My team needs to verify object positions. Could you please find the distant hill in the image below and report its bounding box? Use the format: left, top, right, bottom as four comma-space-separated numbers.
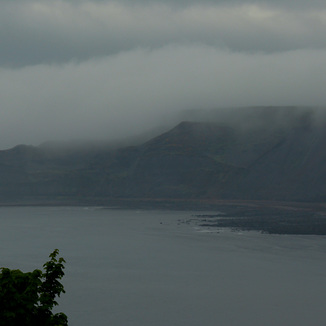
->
1, 106, 326, 205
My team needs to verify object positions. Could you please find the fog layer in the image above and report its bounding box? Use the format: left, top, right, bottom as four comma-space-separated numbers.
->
1, 46, 326, 149
1, 0, 326, 149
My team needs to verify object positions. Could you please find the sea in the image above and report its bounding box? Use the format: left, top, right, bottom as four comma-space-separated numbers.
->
1, 206, 326, 326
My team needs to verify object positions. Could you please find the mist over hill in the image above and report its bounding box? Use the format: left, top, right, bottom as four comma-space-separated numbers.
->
1, 106, 326, 206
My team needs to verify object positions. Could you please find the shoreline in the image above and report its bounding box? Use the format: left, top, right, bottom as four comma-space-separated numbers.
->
2, 198, 326, 235
0, 198, 325, 211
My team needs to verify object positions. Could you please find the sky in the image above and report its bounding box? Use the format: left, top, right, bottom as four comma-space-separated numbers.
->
1, 0, 326, 149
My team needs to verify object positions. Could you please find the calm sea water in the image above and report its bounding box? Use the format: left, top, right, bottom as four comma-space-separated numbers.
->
1, 206, 326, 326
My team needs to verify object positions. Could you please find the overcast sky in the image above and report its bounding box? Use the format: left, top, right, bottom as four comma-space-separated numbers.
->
1, 0, 326, 149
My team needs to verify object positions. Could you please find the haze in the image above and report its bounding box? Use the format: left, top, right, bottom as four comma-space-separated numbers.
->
1, 0, 326, 149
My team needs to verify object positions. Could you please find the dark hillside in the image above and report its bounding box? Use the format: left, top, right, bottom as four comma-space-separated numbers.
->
232, 125, 326, 201
125, 122, 240, 198
0, 107, 326, 204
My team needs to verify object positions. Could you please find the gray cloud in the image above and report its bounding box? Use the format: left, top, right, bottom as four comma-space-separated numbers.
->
0, 45, 326, 149
53, 0, 326, 9
1, 0, 326, 66
0, 0, 326, 149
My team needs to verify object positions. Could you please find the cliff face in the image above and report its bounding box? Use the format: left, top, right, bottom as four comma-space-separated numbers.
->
1, 107, 326, 203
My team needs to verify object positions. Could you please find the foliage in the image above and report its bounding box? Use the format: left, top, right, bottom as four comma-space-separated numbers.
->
0, 249, 68, 326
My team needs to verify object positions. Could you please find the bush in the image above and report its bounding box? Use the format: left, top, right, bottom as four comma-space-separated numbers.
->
0, 249, 68, 326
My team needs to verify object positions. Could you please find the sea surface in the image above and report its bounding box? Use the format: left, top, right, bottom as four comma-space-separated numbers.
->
1, 206, 326, 326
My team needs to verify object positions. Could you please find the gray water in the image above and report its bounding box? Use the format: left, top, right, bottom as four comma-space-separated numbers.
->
1, 206, 326, 326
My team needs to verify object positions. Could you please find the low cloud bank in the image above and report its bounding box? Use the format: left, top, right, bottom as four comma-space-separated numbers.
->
0, 45, 325, 149
1, 1, 326, 67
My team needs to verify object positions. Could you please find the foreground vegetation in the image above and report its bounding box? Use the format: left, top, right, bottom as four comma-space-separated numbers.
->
0, 249, 68, 326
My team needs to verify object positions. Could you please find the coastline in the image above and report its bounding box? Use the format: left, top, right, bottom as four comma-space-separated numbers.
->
0, 197, 325, 211
1, 198, 326, 235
